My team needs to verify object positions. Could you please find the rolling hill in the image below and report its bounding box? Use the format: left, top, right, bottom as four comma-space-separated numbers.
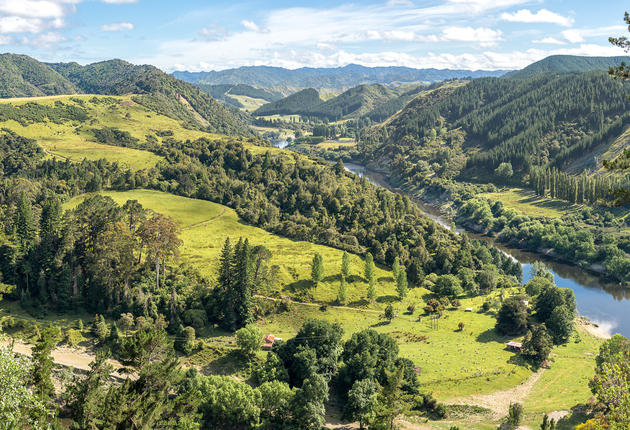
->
360, 72, 630, 180
174, 63, 509, 89
0, 53, 79, 98
0, 54, 250, 136
505, 55, 630, 79
253, 84, 407, 121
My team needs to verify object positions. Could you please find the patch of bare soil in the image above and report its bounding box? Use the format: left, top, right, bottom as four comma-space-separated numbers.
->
445, 368, 546, 420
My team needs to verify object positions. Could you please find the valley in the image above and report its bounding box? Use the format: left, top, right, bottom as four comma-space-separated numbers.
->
0, 47, 629, 430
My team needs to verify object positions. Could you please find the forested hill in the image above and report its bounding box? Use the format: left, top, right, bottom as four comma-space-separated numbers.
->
0, 54, 250, 136
48, 59, 251, 135
0, 53, 79, 98
254, 84, 405, 121
173, 64, 509, 89
194, 83, 285, 108
505, 55, 630, 79
360, 72, 630, 181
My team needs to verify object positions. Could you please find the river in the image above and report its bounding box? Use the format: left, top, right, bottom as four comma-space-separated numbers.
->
344, 162, 630, 337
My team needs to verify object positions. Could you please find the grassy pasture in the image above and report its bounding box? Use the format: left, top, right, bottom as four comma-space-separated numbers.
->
230, 94, 269, 111
0, 94, 226, 170
479, 187, 579, 218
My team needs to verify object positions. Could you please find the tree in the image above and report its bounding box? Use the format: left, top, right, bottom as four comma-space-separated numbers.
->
522, 324, 553, 366
198, 374, 262, 429
384, 304, 395, 322
525, 276, 553, 297
338, 276, 347, 304
345, 379, 379, 429
65, 350, 113, 428
0, 337, 52, 429
507, 402, 523, 429
236, 324, 263, 359
495, 162, 513, 179
341, 251, 351, 280
435, 274, 463, 298
138, 213, 182, 290
396, 268, 408, 299
365, 253, 376, 300
372, 366, 407, 430
15, 192, 36, 254
176, 326, 196, 355
30, 328, 57, 401
392, 257, 401, 280
311, 253, 324, 285
546, 305, 573, 344
258, 380, 295, 429
496, 296, 528, 335
291, 373, 329, 430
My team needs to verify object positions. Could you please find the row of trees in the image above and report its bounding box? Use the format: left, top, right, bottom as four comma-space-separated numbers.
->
530, 166, 625, 204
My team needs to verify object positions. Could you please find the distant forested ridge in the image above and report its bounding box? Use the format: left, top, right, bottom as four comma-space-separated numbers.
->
0, 54, 79, 98
173, 63, 509, 89
505, 55, 630, 79
254, 84, 412, 121
360, 72, 630, 189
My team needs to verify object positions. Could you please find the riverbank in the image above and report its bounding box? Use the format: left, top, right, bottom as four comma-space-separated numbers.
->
343, 161, 630, 337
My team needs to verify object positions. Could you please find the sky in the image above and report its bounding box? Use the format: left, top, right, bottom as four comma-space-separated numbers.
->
0, 0, 629, 72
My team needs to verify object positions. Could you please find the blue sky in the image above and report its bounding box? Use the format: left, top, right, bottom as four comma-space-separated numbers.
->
0, 0, 628, 71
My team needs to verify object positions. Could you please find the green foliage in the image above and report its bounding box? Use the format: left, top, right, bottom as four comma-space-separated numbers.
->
507, 402, 524, 429
235, 324, 263, 359
540, 413, 557, 430
434, 274, 463, 298
30, 327, 58, 401
175, 326, 196, 355
338, 276, 347, 305
311, 253, 324, 285
255, 351, 289, 384
341, 251, 350, 280
384, 304, 395, 322
522, 324, 553, 366
589, 333, 630, 428
508, 54, 630, 79
396, 267, 408, 299
290, 373, 329, 430
365, 252, 376, 300
525, 276, 553, 297
0, 336, 53, 429
345, 378, 379, 429
495, 161, 513, 179
197, 374, 262, 429
496, 296, 528, 336
546, 306, 574, 344
0, 53, 78, 97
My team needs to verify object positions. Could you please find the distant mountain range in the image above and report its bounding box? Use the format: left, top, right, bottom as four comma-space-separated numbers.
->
173, 64, 510, 90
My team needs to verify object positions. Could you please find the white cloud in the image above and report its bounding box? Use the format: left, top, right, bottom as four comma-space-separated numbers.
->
0, 35, 12, 44
533, 37, 566, 45
440, 26, 503, 46
0, 16, 48, 33
101, 0, 138, 3
562, 29, 584, 43
101, 21, 134, 32
0, 1, 66, 18
241, 20, 259, 32
23, 31, 66, 47
501, 9, 573, 27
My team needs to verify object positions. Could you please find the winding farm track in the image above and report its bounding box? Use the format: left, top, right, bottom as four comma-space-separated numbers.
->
444, 368, 546, 420
181, 208, 228, 230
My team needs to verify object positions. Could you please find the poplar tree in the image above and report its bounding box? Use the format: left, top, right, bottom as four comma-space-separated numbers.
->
365, 253, 376, 300
311, 253, 324, 285
341, 251, 350, 280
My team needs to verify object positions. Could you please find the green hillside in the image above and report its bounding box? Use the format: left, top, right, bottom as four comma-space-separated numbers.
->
506, 55, 630, 79
49, 59, 251, 135
254, 84, 403, 121
0, 54, 79, 98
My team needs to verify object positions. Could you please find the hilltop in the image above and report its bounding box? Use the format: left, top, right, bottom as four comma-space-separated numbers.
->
174, 63, 508, 90
0, 54, 250, 136
505, 55, 630, 79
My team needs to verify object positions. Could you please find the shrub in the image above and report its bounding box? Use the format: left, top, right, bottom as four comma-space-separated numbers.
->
458, 322, 465, 331
65, 329, 85, 348
407, 304, 416, 314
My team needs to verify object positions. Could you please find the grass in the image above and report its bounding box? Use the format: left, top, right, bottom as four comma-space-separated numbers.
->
315, 138, 357, 149
479, 188, 579, 218
65, 189, 397, 305
0, 94, 224, 170
230, 95, 269, 112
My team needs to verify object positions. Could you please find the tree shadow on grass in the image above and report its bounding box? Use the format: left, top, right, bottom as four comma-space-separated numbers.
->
370, 320, 390, 328
323, 274, 341, 283
347, 275, 365, 283
202, 349, 249, 376
376, 295, 399, 304
476, 327, 503, 343
349, 299, 370, 307
284, 279, 314, 293
378, 276, 395, 283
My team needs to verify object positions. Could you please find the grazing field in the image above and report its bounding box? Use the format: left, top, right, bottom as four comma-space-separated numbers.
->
65, 189, 398, 305
479, 188, 578, 218
0, 94, 224, 170
230, 94, 269, 111
315, 138, 357, 149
